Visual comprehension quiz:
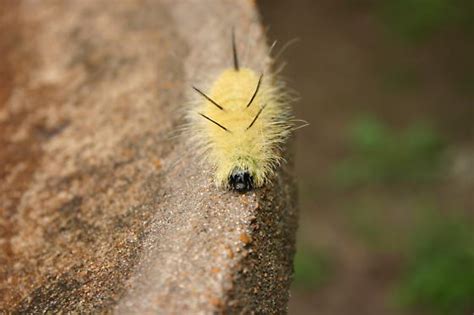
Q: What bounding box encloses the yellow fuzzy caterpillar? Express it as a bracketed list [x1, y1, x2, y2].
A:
[188, 31, 293, 192]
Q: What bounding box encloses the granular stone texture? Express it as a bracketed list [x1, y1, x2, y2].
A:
[0, 1, 298, 313]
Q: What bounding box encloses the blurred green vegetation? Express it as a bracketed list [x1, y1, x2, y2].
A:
[347, 205, 384, 247]
[457, 71, 474, 97]
[333, 116, 445, 186]
[292, 247, 333, 290]
[378, 0, 474, 40]
[345, 202, 407, 251]
[380, 64, 421, 93]
[331, 116, 473, 314]
[395, 211, 474, 314]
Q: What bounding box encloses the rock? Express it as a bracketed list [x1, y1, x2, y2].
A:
[0, 1, 297, 313]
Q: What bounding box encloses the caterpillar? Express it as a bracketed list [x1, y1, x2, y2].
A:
[188, 30, 294, 193]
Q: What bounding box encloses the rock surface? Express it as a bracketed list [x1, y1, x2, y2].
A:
[0, 0, 297, 313]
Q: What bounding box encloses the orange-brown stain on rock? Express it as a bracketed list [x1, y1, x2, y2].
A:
[153, 159, 162, 171]
[239, 232, 252, 245]
[209, 296, 223, 308]
[225, 245, 234, 259]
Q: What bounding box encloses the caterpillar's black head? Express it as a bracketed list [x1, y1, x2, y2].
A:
[229, 169, 253, 193]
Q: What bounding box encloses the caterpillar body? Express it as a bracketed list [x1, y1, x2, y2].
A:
[188, 31, 293, 192]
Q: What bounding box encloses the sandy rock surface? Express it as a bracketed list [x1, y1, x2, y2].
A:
[0, 1, 297, 313]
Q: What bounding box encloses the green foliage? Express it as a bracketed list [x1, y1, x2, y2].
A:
[293, 248, 332, 290]
[378, 0, 474, 40]
[380, 65, 420, 92]
[333, 116, 445, 186]
[457, 71, 474, 96]
[345, 202, 405, 250]
[396, 212, 474, 314]
[348, 205, 383, 247]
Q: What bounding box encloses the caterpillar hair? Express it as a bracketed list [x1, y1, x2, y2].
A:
[188, 29, 296, 193]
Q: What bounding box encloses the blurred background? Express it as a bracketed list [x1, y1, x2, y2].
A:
[258, 1, 473, 314]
